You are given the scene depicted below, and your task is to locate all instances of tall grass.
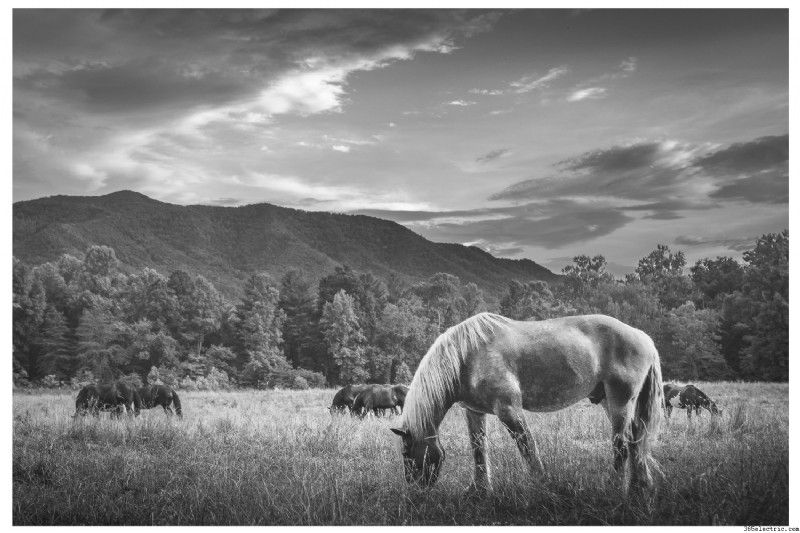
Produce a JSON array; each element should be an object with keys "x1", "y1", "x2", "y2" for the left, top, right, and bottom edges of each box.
[{"x1": 13, "y1": 382, "x2": 789, "y2": 525}]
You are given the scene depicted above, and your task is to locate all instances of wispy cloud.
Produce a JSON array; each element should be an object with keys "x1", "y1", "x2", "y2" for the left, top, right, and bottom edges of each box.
[
  {"x1": 673, "y1": 234, "x2": 757, "y2": 252},
  {"x1": 566, "y1": 87, "x2": 607, "y2": 102},
  {"x1": 476, "y1": 148, "x2": 511, "y2": 164},
  {"x1": 510, "y1": 66, "x2": 570, "y2": 94},
  {"x1": 469, "y1": 65, "x2": 570, "y2": 97},
  {"x1": 446, "y1": 99, "x2": 476, "y2": 106}
]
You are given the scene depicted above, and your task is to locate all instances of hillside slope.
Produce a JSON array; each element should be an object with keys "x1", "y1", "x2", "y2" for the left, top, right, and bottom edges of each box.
[{"x1": 13, "y1": 191, "x2": 559, "y2": 300}]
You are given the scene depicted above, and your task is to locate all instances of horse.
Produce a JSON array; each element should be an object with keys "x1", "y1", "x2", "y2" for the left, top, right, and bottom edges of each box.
[
  {"x1": 663, "y1": 383, "x2": 720, "y2": 418},
  {"x1": 329, "y1": 384, "x2": 369, "y2": 414},
  {"x1": 73, "y1": 381, "x2": 142, "y2": 418},
  {"x1": 352, "y1": 384, "x2": 409, "y2": 417},
  {"x1": 138, "y1": 384, "x2": 183, "y2": 417},
  {"x1": 390, "y1": 312, "x2": 664, "y2": 493}
]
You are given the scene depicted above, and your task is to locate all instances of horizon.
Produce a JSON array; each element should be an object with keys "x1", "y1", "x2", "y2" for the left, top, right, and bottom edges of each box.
[{"x1": 13, "y1": 9, "x2": 789, "y2": 277}]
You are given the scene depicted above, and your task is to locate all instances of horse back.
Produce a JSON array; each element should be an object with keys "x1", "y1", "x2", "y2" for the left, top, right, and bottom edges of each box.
[{"x1": 465, "y1": 315, "x2": 658, "y2": 413}]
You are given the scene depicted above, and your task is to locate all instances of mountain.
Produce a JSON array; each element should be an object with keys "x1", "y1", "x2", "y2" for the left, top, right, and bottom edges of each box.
[{"x1": 13, "y1": 190, "x2": 559, "y2": 301}]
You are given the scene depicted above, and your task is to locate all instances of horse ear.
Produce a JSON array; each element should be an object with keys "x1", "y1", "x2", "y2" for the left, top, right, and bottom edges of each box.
[{"x1": 390, "y1": 427, "x2": 408, "y2": 438}]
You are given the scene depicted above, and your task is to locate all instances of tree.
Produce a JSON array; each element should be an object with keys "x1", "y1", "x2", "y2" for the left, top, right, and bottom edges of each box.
[
  {"x1": 279, "y1": 270, "x2": 317, "y2": 368},
  {"x1": 376, "y1": 295, "x2": 432, "y2": 373},
  {"x1": 690, "y1": 256, "x2": 745, "y2": 308},
  {"x1": 13, "y1": 259, "x2": 47, "y2": 380},
  {"x1": 561, "y1": 254, "x2": 614, "y2": 301},
  {"x1": 739, "y1": 230, "x2": 789, "y2": 381},
  {"x1": 184, "y1": 275, "x2": 226, "y2": 356},
  {"x1": 462, "y1": 282, "x2": 488, "y2": 317},
  {"x1": 75, "y1": 306, "x2": 126, "y2": 380},
  {"x1": 500, "y1": 280, "x2": 573, "y2": 321},
  {"x1": 36, "y1": 306, "x2": 75, "y2": 379},
  {"x1": 80, "y1": 245, "x2": 122, "y2": 298},
  {"x1": 320, "y1": 290, "x2": 368, "y2": 384},
  {"x1": 237, "y1": 273, "x2": 288, "y2": 387},
  {"x1": 634, "y1": 244, "x2": 694, "y2": 309},
  {"x1": 412, "y1": 273, "x2": 468, "y2": 332},
  {"x1": 663, "y1": 303, "x2": 731, "y2": 380},
  {"x1": 636, "y1": 244, "x2": 686, "y2": 278},
  {"x1": 123, "y1": 268, "x2": 178, "y2": 326}
]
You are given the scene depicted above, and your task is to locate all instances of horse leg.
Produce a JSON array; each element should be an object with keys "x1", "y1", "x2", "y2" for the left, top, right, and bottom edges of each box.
[
  {"x1": 665, "y1": 405, "x2": 672, "y2": 418},
  {"x1": 686, "y1": 407, "x2": 692, "y2": 419},
  {"x1": 163, "y1": 404, "x2": 173, "y2": 416},
  {"x1": 495, "y1": 405, "x2": 544, "y2": 475},
  {"x1": 605, "y1": 390, "x2": 634, "y2": 487},
  {"x1": 465, "y1": 409, "x2": 493, "y2": 492}
]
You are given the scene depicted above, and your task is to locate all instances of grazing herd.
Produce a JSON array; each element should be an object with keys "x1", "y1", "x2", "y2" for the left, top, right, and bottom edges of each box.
[
  {"x1": 69, "y1": 312, "x2": 722, "y2": 496},
  {"x1": 73, "y1": 382, "x2": 182, "y2": 418},
  {"x1": 328, "y1": 383, "x2": 409, "y2": 417}
]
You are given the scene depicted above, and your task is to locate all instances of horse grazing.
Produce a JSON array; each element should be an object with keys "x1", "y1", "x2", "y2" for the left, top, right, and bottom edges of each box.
[
  {"x1": 352, "y1": 384, "x2": 409, "y2": 417},
  {"x1": 330, "y1": 384, "x2": 369, "y2": 414},
  {"x1": 663, "y1": 383, "x2": 720, "y2": 418},
  {"x1": 74, "y1": 381, "x2": 142, "y2": 418},
  {"x1": 391, "y1": 312, "x2": 664, "y2": 493},
  {"x1": 138, "y1": 384, "x2": 183, "y2": 417}
]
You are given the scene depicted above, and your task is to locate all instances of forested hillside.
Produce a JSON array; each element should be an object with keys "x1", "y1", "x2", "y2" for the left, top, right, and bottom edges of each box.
[
  {"x1": 12, "y1": 229, "x2": 788, "y2": 389},
  {"x1": 13, "y1": 191, "x2": 557, "y2": 301}
]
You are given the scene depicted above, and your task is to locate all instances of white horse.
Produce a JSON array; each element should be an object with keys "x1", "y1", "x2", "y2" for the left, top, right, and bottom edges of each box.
[{"x1": 391, "y1": 312, "x2": 664, "y2": 493}]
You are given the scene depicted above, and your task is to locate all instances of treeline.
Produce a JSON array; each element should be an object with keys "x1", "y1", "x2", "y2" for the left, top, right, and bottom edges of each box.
[{"x1": 12, "y1": 230, "x2": 788, "y2": 389}]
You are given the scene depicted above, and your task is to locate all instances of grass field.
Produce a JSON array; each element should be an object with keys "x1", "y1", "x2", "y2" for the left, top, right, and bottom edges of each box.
[{"x1": 12, "y1": 382, "x2": 789, "y2": 525}]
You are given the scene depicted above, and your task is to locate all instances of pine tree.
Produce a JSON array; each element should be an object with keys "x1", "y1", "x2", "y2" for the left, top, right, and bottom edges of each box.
[{"x1": 320, "y1": 290, "x2": 368, "y2": 384}]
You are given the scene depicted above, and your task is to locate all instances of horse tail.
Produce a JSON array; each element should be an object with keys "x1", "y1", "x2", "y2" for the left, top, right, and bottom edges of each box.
[
  {"x1": 171, "y1": 390, "x2": 183, "y2": 418},
  {"x1": 631, "y1": 345, "x2": 665, "y2": 485}
]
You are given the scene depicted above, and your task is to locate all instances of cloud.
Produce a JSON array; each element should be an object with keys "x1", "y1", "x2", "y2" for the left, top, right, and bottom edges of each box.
[
  {"x1": 469, "y1": 88, "x2": 504, "y2": 96},
  {"x1": 14, "y1": 9, "x2": 505, "y2": 201},
  {"x1": 414, "y1": 206, "x2": 634, "y2": 249},
  {"x1": 489, "y1": 139, "x2": 724, "y2": 204},
  {"x1": 510, "y1": 66, "x2": 570, "y2": 94},
  {"x1": 693, "y1": 134, "x2": 788, "y2": 174},
  {"x1": 673, "y1": 234, "x2": 757, "y2": 253},
  {"x1": 331, "y1": 145, "x2": 350, "y2": 152},
  {"x1": 489, "y1": 141, "x2": 690, "y2": 202},
  {"x1": 709, "y1": 169, "x2": 788, "y2": 204},
  {"x1": 483, "y1": 245, "x2": 525, "y2": 257},
  {"x1": 620, "y1": 56, "x2": 638, "y2": 72},
  {"x1": 446, "y1": 99, "x2": 476, "y2": 106},
  {"x1": 566, "y1": 87, "x2": 607, "y2": 102},
  {"x1": 468, "y1": 65, "x2": 570, "y2": 97},
  {"x1": 476, "y1": 148, "x2": 511, "y2": 164}
]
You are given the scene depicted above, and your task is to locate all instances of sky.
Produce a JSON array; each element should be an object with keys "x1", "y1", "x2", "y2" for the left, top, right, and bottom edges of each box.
[{"x1": 12, "y1": 8, "x2": 789, "y2": 277}]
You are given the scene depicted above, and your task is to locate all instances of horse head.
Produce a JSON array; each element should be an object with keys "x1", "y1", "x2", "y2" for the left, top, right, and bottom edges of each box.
[{"x1": 390, "y1": 427, "x2": 445, "y2": 486}]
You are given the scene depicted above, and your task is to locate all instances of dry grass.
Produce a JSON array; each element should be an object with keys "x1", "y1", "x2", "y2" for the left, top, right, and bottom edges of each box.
[{"x1": 12, "y1": 382, "x2": 789, "y2": 525}]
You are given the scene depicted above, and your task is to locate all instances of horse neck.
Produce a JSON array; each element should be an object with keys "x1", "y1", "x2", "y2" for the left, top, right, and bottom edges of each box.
[{"x1": 403, "y1": 381, "x2": 456, "y2": 441}]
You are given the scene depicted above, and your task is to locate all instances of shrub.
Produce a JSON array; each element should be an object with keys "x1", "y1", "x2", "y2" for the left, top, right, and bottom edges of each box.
[
  {"x1": 40, "y1": 375, "x2": 62, "y2": 389},
  {"x1": 291, "y1": 376, "x2": 309, "y2": 390},
  {"x1": 70, "y1": 369, "x2": 95, "y2": 390}
]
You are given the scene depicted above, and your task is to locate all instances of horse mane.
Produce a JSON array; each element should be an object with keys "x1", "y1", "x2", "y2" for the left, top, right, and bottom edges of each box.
[{"x1": 402, "y1": 312, "x2": 513, "y2": 438}]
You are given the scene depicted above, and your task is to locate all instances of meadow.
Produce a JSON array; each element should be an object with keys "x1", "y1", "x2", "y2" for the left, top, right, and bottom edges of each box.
[{"x1": 12, "y1": 382, "x2": 789, "y2": 525}]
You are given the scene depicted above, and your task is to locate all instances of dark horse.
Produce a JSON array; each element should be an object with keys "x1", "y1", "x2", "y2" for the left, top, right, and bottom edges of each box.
[
  {"x1": 74, "y1": 381, "x2": 142, "y2": 418},
  {"x1": 391, "y1": 313, "x2": 664, "y2": 493},
  {"x1": 664, "y1": 383, "x2": 720, "y2": 418},
  {"x1": 138, "y1": 384, "x2": 183, "y2": 417},
  {"x1": 329, "y1": 384, "x2": 369, "y2": 414},
  {"x1": 352, "y1": 384, "x2": 409, "y2": 417}
]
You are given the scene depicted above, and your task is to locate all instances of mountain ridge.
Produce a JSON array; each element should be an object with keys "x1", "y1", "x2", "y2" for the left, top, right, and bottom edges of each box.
[{"x1": 13, "y1": 191, "x2": 560, "y2": 301}]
